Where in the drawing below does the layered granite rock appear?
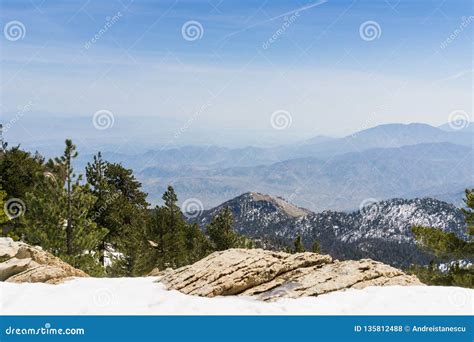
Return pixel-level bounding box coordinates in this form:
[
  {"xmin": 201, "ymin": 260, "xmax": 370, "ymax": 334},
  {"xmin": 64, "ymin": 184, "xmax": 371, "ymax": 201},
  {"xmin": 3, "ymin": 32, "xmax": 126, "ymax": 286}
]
[
  {"xmin": 160, "ymin": 248, "xmax": 423, "ymax": 300},
  {"xmin": 0, "ymin": 238, "xmax": 88, "ymax": 284}
]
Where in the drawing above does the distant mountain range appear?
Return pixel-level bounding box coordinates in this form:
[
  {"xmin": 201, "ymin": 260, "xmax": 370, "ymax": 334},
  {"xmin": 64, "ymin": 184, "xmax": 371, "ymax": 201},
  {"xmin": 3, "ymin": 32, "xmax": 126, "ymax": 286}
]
[
  {"xmin": 73, "ymin": 122, "xmax": 473, "ymax": 211},
  {"xmin": 438, "ymin": 122, "xmax": 474, "ymax": 133},
  {"xmin": 191, "ymin": 192, "xmax": 468, "ymax": 267},
  {"xmin": 270, "ymin": 123, "xmax": 473, "ymax": 160}
]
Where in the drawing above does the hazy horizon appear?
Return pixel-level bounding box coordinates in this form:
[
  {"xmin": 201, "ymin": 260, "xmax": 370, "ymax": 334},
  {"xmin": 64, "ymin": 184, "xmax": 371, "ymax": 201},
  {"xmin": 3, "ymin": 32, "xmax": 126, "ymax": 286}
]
[
  {"xmin": 1, "ymin": 0, "xmax": 472, "ymax": 152},
  {"xmin": 2, "ymin": 116, "xmax": 471, "ymax": 158}
]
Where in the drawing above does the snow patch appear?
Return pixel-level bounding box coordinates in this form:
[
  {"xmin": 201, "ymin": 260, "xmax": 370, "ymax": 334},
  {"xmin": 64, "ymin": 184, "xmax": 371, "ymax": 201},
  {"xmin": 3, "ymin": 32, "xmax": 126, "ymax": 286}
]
[{"xmin": 0, "ymin": 277, "xmax": 472, "ymax": 315}]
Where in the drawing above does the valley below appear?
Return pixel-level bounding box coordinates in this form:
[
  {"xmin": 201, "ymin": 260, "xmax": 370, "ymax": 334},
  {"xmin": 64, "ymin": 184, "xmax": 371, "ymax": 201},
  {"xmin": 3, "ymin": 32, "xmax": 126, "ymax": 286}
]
[{"xmin": 76, "ymin": 123, "xmax": 474, "ymax": 212}]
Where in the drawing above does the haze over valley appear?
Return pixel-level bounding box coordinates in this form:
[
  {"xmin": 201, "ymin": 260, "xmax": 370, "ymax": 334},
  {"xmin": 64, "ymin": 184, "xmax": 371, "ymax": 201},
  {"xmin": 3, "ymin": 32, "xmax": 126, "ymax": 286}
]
[{"xmin": 54, "ymin": 121, "xmax": 474, "ymax": 211}]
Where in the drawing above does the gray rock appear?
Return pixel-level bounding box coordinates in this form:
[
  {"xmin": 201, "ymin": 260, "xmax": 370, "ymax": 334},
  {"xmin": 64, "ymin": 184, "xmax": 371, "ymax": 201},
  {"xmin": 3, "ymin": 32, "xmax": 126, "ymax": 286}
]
[
  {"xmin": 160, "ymin": 249, "xmax": 423, "ymax": 300},
  {"xmin": 0, "ymin": 237, "xmax": 19, "ymax": 260},
  {"xmin": 0, "ymin": 257, "xmax": 38, "ymax": 281}
]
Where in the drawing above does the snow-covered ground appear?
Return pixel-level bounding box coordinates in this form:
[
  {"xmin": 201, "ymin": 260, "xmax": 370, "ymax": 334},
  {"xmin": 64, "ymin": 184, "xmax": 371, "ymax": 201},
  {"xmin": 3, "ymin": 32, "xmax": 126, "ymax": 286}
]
[{"xmin": 0, "ymin": 277, "xmax": 472, "ymax": 315}]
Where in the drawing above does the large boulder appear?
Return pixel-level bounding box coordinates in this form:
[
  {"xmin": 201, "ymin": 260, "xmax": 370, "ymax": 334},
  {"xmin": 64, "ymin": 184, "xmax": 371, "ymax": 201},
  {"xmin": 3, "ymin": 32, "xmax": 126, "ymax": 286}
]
[
  {"xmin": 0, "ymin": 257, "xmax": 38, "ymax": 281},
  {"xmin": 0, "ymin": 238, "xmax": 19, "ymax": 260},
  {"xmin": 14, "ymin": 241, "xmax": 87, "ymax": 278},
  {"xmin": 160, "ymin": 249, "xmax": 422, "ymax": 300},
  {"xmin": 6, "ymin": 265, "xmax": 68, "ymax": 284},
  {"xmin": 161, "ymin": 249, "xmax": 331, "ymax": 297},
  {"xmin": 0, "ymin": 237, "xmax": 88, "ymax": 284}
]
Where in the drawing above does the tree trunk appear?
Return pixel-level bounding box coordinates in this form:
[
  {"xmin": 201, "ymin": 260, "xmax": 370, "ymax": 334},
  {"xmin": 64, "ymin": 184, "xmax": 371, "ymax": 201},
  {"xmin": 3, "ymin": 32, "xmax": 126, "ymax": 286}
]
[
  {"xmin": 99, "ymin": 240, "xmax": 106, "ymax": 267},
  {"xmin": 66, "ymin": 162, "xmax": 73, "ymax": 255}
]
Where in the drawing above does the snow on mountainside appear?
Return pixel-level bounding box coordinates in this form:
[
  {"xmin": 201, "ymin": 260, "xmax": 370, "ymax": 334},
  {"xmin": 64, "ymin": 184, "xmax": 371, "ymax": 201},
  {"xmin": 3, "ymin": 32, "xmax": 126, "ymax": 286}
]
[
  {"xmin": 193, "ymin": 192, "xmax": 310, "ymax": 239},
  {"xmin": 191, "ymin": 194, "xmax": 467, "ymax": 267},
  {"xmin": 348, "ymin": 198, "xmax": 467, "ymax": 243}
]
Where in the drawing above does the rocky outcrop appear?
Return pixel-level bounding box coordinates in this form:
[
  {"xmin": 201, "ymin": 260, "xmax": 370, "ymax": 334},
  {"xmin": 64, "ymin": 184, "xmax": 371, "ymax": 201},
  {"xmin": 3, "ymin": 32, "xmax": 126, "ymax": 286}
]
[
  {"xmin": 160, "ymin": 249, "xmax": 422, "ymax": 300},
  {"xmin": 0, "ymin": 238, "xmax": 88, "ymax": 284},
  {"xmin": 0, "ymin": 238, "xmax": 19, "ymax": 260},
  {"xmin": 0, "ymin": 257, "xmax": 38, "ymax": 281}
]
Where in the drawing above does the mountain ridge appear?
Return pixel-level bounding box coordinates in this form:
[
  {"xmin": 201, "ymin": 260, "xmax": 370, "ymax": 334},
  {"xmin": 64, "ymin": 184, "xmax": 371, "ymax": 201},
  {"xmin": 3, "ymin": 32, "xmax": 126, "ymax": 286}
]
[
  {"xmin": 191, "ymin": 192, "xmax": 468, "ymax": 267},
  {"xmin": 168, "ymin": 142, "xmax": 473, "ymax": 211}
]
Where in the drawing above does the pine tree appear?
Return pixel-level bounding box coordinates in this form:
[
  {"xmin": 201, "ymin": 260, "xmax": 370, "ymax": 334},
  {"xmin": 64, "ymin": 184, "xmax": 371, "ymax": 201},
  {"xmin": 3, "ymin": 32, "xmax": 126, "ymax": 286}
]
[
  {"xmin": 152, "ymin": 206, "xmax": 167, "ymax": 257},
  {"xmin": 0, "ymin": 146, "xmax": 44, "ymax": 199},
  {"xmin": 206, "ymin": 207, "xmax": 238, "ymax": 251},
  {"xmin": 462, "ymin": 189, "xmax": 474, "ymax": 236},
  {"xmin": 0, "ymin": 147, "xmax": 46, "ymax": 238},
  {"xmin": 311, "ymin": 240, "xmax": 321, "ymax": 254},
  {"xmin": 184, "ymin": 223, "xmax": 212, "ymax": 263},
  {"xmin": 55, "ymin": 139, "xmax": 78, "ymax": 255},
  {"xmin": 293, "ymin": 235, "xmax": 305, "ymax": 253},
  {"xmin": 136, "ymin": 187, "xmax": 214, "ymax": 274},
  {"xmin": 411, "ymin": 188, "xmax": 473, "ymax": 288},
  {"xmin": 0, "ymin": 186, "xmax": 9, "ymax": 224},
  {"xmin": 86, "ymin": 156, "xmax": 149, "ymax": 274},
  {"xmin": 412, "ymin": 227, "xmax": 470, "ymax": 259},
  {"xmin": 22, "ymin": 172, "xmax": 107, "ymax": 275},
  {"xmin": 63, "ymin": 183, "xmax": 108, "ymax": 275},
  {"xmin": 134, "ymin": 206, "xmax": 165, "ymax": 274},
  {"xmin": 161, "ymin": 186, "xmax": 186, "ymax": 265},
  {"xmin": 86, "ymin": 152, "xmax": 110, "ymax": 266},
  {"xmin": 162, "ymin": 185, "xmax": 179, "ymax": 234}
]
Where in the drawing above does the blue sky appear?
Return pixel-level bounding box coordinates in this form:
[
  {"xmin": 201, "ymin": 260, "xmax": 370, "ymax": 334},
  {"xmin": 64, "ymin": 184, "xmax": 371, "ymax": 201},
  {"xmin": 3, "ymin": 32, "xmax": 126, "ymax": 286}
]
[{"xmin": 0, "ymin": 0, "xmax": 472, "ymax": 147}]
